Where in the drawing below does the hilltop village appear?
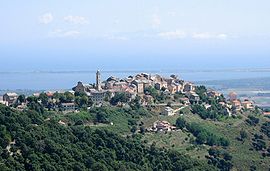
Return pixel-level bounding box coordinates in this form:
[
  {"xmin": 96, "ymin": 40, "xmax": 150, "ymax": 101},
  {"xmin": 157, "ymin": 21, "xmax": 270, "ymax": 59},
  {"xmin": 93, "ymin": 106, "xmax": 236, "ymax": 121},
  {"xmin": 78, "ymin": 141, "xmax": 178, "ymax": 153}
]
[
  {"xmin": 2, "ymin": 71, "xmax": 270, "ymax": 171},
  {"xmin": 0, "ymin": 71, "xmax": 258, "ymax": 124}
]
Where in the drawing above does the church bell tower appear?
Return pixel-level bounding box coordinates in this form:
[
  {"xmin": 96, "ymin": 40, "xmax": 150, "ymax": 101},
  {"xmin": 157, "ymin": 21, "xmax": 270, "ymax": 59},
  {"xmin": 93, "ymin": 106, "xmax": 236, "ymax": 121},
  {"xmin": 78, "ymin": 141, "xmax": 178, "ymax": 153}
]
[{"xmin": 96, "ymin": 70, "xmax": 102, "ymax": 91}]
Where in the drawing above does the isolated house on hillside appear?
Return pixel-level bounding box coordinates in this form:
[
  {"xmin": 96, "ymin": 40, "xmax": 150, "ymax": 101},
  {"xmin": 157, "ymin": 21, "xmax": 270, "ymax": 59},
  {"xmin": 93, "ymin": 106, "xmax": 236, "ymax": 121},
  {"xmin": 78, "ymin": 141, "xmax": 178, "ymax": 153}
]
[
  {"xmin": 152, "ymin": 120, "xmax": 177, "ymax": 132},
  {"xmin": 162, "ymin": 107, "xmax": 175, "ymax": 116}
]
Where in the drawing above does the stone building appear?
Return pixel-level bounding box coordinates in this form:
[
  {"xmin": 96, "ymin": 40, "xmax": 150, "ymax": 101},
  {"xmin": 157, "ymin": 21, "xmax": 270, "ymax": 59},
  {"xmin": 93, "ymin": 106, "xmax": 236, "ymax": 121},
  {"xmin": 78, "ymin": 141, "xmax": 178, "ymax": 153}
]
[
  {"xmin": 72, "ymin": 82, "xmax": 92, "ymax": 95},
  {"xmin": 162, "ymin": 107, "xmax": 175, "ymax": 116},
  {"xmin": 3, "ymin": 93, "xmax": 18, "ymax": 105},
  {"xmin": 132, "ymin": 80, "xmax": 144, "ymax": 94},
  {"xmin": 96, "ymin": 70, "xmax": 102, "ymax": 91},
  {"xmin": 183, "ymin": 82, "xmax": 195, "ymax": 92}
]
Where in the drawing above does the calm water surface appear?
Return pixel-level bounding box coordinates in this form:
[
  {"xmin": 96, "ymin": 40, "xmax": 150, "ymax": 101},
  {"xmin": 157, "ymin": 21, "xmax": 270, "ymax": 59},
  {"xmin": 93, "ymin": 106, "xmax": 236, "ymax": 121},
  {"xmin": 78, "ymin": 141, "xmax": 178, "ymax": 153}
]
[{"xmin": 1, "ymin": 70, "xmax": 270, "ymax": 90}]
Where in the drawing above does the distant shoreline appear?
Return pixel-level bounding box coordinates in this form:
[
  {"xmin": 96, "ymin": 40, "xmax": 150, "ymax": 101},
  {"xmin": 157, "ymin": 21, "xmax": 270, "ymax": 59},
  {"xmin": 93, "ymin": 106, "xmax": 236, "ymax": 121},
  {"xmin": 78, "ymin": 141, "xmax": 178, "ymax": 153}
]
[
  {"xmin": 1, "ymin": 67, "xmax": 270, "ymax": 74},
  {"xmin": 1, "ymin": 70, "xmax": 270, "ymax": 92}
]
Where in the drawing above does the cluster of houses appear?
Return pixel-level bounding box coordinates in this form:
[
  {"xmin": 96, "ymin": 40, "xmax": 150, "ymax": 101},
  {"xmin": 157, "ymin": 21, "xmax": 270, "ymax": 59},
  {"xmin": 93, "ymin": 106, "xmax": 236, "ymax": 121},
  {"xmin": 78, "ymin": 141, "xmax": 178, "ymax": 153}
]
[
  {"xmin": 72, "ymin": 70, "xmax": 199, "ymax": 105},
  {"xmin": 0, "ymin": 91, "xmax": 78, "ymax": 112},
  {"xmin": 227, "ymin": 92, "xmax": 255, "ymax": 111},
  {"xmin": 0, "ymin": 71, "xmax": 257, "ymax": 116}
]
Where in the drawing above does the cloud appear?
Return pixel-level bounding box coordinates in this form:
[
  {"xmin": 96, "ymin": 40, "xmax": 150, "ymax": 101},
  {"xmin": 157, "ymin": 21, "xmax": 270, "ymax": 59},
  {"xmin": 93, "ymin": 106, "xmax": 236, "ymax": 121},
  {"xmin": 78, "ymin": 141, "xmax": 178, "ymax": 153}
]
[
  {"xmin": 103, "ymin": 34, "xmax": 128, "ymax": 41},
  {"xmin": 192, "ymin": 33, "xmax": 228, "ymax": 40},
  {"xmin": 216, "ymin": 34, "xmax": 228, "ymax": 40},
  {"xmin": 157, "ymin": 30, "xmax": 187, "ymax": 40},
  {"xmin": 49, "ymin": 29, "xmax": 80, "ymax": 38},
  {"xmin": 63, "ymin": 15, "xmax": 89, "ymax": 25},
  {"xmin": 39, "ymin": 13, "xmax": 53, "ymax": 24},
  {"xmin": 151, "ymin": 14, "xmax": 161, "ymax": 28}
]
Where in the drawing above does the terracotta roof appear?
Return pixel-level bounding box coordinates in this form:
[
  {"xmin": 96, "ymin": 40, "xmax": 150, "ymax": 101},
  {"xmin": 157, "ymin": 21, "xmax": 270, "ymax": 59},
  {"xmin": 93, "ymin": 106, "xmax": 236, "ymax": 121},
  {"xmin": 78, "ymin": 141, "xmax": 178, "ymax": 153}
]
[{"xmin": 263, "ymin": 112, "xmax": 270, "ymax": 115}]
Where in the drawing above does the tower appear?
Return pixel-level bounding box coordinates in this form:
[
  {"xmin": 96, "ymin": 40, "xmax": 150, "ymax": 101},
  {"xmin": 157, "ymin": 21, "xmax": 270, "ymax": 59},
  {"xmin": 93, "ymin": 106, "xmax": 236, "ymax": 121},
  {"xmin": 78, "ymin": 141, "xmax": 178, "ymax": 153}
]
[{"xmin": 96, "ymin": 70, "xmax": 102, "ymax": 91}]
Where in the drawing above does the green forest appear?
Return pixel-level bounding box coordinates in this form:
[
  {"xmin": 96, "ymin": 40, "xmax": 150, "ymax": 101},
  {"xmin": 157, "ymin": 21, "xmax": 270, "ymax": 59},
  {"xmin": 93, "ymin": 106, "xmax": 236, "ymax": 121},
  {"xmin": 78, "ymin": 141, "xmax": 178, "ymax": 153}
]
[{"xmin": 0, "ymin": 104, "xmax": 216, "ymax": 171}]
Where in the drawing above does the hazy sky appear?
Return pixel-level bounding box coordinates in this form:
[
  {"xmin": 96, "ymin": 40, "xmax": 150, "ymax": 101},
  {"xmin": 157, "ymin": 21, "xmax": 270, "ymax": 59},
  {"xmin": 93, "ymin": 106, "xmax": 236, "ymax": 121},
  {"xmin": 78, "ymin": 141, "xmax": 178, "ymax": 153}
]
[{"xmin": 0, "ymin": 0, "xmax": 270, "ymax": 71}]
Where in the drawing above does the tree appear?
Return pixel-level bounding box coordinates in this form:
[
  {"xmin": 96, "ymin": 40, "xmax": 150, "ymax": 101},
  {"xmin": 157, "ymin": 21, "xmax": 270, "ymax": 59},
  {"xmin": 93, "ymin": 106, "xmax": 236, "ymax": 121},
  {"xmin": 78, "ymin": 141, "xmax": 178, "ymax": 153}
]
[
  {"xmin": 130, "ymin": 95, "xmax": 141, "ymax": 110},
  {"xmin": 75, "ymin": 120, "xmax": 84, "ymax": 126},
  {"xmin": 27, "ymin": 96, "xmax": 38, "ymax": 103},
  {"xmin": 95, "ymin": 112, "xmax": 109, "ymax": 123},
  {"xmin": 176, "ymin": 117, "xmax": 186, "ymax": 129},
  {"xmin": 261, "ymin": 121, "xmax": 270, "ymax": 138},
  {"xmin": 0, "ymin": 103, "xmax": 218, "ymax": 171},
  {"xmin": 27, "ymin": 101, "xmax": 44, "ymax": 114},
  {"xmin": 110, "ymin": 92, "xmax": 128, "ymax": 106},
  {"xmin": 144, "ymin": 86, "xmax": 158, "ymax": 98},
  {"xmin": 39, "ymin": 93, "xmax": 49, "ymax": 106},
  {"xmin": 139, "ymin": 126, "xmax": 146, "ymax": 134},
  {"xmin": 17, "ymin": 95, "xmax": 26, "ymax": 104},
  {"xmin": 131, "ymin": 126, "xmax": 137, "ymax": 134},
  {"xmin": 246, "ymin": 115, "xmax": 259, "ymax": 126},
  {"xmin": 91, "ymin": 162, "xmax": 108, "ymax": 171},
  {"xmin": 240, "ymin": 130, "xmax": 248, "ymax": 140},
  {"xmin": 197, "ymin": 131, "xmax": 208, "ymax": 144},
  {"xmin": 64, "ymin": 92, "xmax": 75, "ymax": 102},
  {"xmin": 75, "ymin": 95, "xmax": 89, "ymax": 108}
]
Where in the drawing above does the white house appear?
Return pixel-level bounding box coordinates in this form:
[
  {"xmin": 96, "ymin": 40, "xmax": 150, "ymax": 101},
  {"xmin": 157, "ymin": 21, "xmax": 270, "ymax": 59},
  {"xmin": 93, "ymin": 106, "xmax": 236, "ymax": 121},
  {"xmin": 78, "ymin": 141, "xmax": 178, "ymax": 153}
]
[{"xmin": 162, "ymin": 107, "xmax": 175, "ymax": 116}]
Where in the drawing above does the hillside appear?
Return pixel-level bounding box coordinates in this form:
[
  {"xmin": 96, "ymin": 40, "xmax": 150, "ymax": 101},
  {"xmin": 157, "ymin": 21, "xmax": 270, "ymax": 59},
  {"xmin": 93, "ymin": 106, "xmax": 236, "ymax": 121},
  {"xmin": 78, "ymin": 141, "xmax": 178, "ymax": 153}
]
[
  {"xmin": 1, "ymin": 75, "xmax": 270, "ymax": 170},
  {"xmin": 141, "ymin": 109, "xmax": 270, "ymax": 171},
  {"xmin": 50, "ymin": 105, "xmax": 270, "ymax": 170},
  {"xmin": 0, "ymin": 104, "xmax": 216, "ymax": 171}
]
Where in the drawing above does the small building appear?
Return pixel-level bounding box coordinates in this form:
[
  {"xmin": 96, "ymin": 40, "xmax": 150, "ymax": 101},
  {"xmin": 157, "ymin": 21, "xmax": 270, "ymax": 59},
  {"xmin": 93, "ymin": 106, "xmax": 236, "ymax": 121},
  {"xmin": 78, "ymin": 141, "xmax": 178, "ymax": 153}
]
[
  {"xmin": 60, "ymin": 103, "xmax": 76, "ymax": 111},
  {"xmin": 3, "ymin": 93, "xmax": 18, "ymax": 105},
  {"xmin": 72, "ymin": 81, "xmax": 93, "ymax": 94},
  {"xmin": 89, "ymin": 90, "xmax": 107, "ymax": 104},
  {"xmin": 186, "ymin": 93, "xmax": 200, "ymax": 102},
  {"xmin": 219, "ymin": 102, "xmax": 226, "ymax": 106},
  {"xmin": 263, "ymin": 112, "xmax": 270, "ymax": 116},
  {"xmin": 0, "ymin": 100, "xmax": 8, "ymax": 106},
  {"xmin": 132, "ymin": 80, "xmax": 144, "ymax": 94},
  {"xmin": 168, "ymin": 84, "xmax": 177, "ymax": 94},
  {"xmin": 179, "ymin": 97, "xmax": 190, "ymax": 105},
  {"xmin": 152, "ymin": 120, "xmax": 177, "ymax": 132},
  {"xmin": 242, "ymin": 100, "xmax": 254, "ymax": 110},
  {"xmin": 231, "ymin": 100, "xmax": 242, "ymax": 111},
  {"xmin": 183, "ymin": 82, "xmax": 195, "ymax": 92},
  {"xmin": 162, "ymin": 107, "xmax": 175, "ymax": 116}
]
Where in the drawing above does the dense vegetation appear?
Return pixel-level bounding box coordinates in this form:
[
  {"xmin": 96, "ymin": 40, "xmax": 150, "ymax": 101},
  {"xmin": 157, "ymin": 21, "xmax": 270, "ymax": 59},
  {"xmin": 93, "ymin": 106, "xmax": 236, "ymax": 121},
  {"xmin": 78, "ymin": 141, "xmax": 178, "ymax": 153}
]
[
  {"xmin": 246, "ymin": 115, "xmax": 260, "ymax": 126},
  {"xmin": 0, "ymin": 104, "xmax": 217, "ymax": 171},
  {"xmin": 206, "ymin": 148, "xmax": 233, "ymax": 171},
  {"xmin": 176, "ymin": 117, "xmax": 230, "ymax": 147}
]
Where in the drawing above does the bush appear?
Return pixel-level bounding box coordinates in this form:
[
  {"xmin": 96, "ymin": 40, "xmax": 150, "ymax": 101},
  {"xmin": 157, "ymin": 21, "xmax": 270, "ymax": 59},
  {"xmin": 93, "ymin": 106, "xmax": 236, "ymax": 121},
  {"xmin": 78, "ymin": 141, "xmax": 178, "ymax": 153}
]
[{"xmin": 246, "ymin": 115, "xmax": 259, "ymax": 126}]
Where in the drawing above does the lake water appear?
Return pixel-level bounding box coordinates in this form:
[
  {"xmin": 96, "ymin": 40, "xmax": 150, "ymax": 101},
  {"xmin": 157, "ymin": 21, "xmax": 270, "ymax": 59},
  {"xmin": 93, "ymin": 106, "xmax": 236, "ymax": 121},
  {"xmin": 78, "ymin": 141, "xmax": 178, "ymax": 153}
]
[{"xmin": 1, "ymin": 69, "xmax": 270, "ymax": 90}]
